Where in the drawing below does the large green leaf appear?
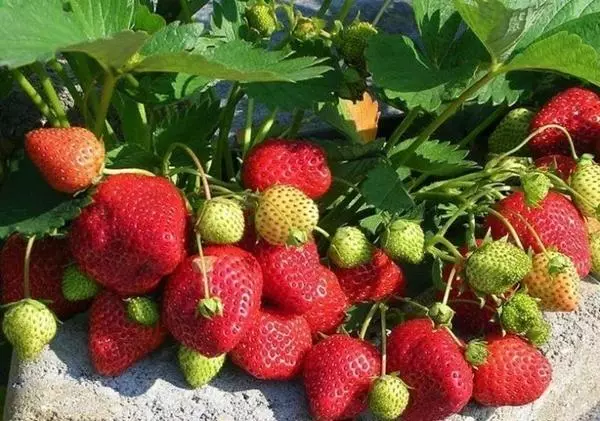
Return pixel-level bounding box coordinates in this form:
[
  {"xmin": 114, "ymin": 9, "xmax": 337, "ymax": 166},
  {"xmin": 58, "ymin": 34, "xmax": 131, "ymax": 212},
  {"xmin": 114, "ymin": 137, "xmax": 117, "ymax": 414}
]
[
  {"xmin": 360, "ymin": 164, "xmax": 415, "ymax": 214},
  {"xmin": 120, "ymin": 72, "xmax": 213, "ymax": 104},
  {"xmin": 0, "ymin": 159, "xmax": 91, "ymax": 238},
  {"xmin": 453, "ymin": 0, "xmax": 546, "ymax": 62},
  {"xmin": 210, "ymin": 0, "xmax": 248, "ymax": 41},
  {"xmin": 0, "ymin": 0, "xmax": 134, "ymax": 68},
  {"xmin": 105, "ymin": 144, "xmax": 161, "ymax": 171},
  {"xmin": 314, "ymin": 101, "xmax": 364, "ymax": 144},
  {"xmin": 138, "ymin": 22, "xmax": 213, "ymax": 55},
  {"xmin": 133, "ymin": 1, "xmax": 166, "ymax": 34}
]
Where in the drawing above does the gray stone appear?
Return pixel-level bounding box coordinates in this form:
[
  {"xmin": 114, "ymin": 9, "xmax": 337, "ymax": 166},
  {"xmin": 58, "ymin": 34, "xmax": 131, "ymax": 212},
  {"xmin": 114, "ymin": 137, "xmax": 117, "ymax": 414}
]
[{"xmin": 5, "ymin": 280, "xmax": 600, "ymax": 421}]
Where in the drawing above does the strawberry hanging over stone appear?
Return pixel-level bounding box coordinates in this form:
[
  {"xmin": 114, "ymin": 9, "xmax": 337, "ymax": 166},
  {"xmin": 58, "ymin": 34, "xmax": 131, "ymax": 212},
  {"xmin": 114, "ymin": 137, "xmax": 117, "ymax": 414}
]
[
  {"xmin": 242, "ymin": 139, "xmax": 332, "ymax": 199},
  {"xmin": 178, "ymin": 346, "xmax": 225, "ymax": 388},
  {"xmin": 25, "ymin": 127, "xmax": 105, "ymax": 194},
  {"xmin": 3, "ymin": 299, "xmax": 57, "ymax": 360},
  {"xmin": 163, "ymin": 249, "xmax": 262, "ymax": 357},
  {"xmin": 368, "ymin": 374, "xmax": 410, "ymax": 421},
  {"xmin": 0, "ymin": 235, "xmax": 89, "ymax": 318},
  {"xmin": 386, "ymin": 318, "xmax": 473, "ymax": 421},
  {"xmin": 254, "ymin": 185, "xmax": 319, "ymax": 245},
  {"xmin": 485, "ymin": 191, "xmax": 591, "ymax": 277},
  {"xmin": 196, "ymin": 198, "xmax": 245, "ymax": 245},
  {"xmin": 570, "ymin": 154, "xmax": 600, "ymax": 218},
  {"xmin": 231, "ymin": 308, "xmax": 312, "ymax": 380},
  {"xmin": 327, "ymin": 226, "xmax": 373, "ymax": 268},
  {"xmin": 70, "ymin": 174, "xmax": 189, "ymax": 296},
  {"xmin": 534, "ymin": 154, "xmax": 577, "ymax": 181},
  {"xmin": 529, "ymin": 87, "xmax": 600, "ymax": 157},
  {"xmin": 303, "ymin": 334, "xmax": 381, "ymax": 420},
  {"xmin": 472, "ymin": 334, "xmax": 552, "ymax": 406},
  {"xmin": 89, "ymin": 291, "xmax": 167, "ymax": 376},
  {"xmin": 334, "ymin": 248, "xmax": 405, "ymax": 304},
  {"xmin": 302, "ymin": 266, "xmax": 349, "ymax": 336}
]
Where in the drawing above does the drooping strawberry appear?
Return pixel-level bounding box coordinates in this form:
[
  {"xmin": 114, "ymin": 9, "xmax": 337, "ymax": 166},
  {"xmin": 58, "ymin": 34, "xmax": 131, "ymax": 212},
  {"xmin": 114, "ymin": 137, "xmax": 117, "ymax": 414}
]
[
  {"xmin": 0, "ymin": 235, "xmax": 88, "ymax": 318},
  {"xmin": 529, "ymin": 87, "xmax": 600, "ymax": 157},
  {"xmin": 387, "ymin": 319, "xmax": 473, "ymax": 421},
  {"xmin": 485, "ymin": 191, "xmax": 591, "ymax": 277},
  {"xmin": 3, "ymin": 299, "xmax": 57, "ymax": 360},
  {"xmin": 534, "ymin": 154, "xmax": 577, "ymax": 181},
  {"xmin": 70, "ymin": 174, "xmax": 188, "ymax": 296},
  {"xmin": 254, "ymin": 240, "xmax": 323, "ymax": 314},
  {"xmin": 472, "ymin": 334, "xmax": 552, "ymax": 406},
  {"xmin": 242, "ymin": 139, "xmax": 332, "ymax": 199},
  {"xmin": 302, "ymin": 266, "xmax": 349, "ymax": 336},
  {"xmin": 570, "ymin": 154, "xmax": 600, "ymax": 218},
  {"xmin": 333, "ymin": 248, "xmax": 405, "ymax": 304},
  {"xmin": 89, "ymin": 291, "xmax": 167, "ymax": 376},
  {"xmin": 231, "ymin": 307, "xmax": 312, "ymax": 380},
  {"xmin": 303, "ymin": 334, "xmax": 381, "ymax": 420},
  {"xmin": 162, "ymin": 252, "xmax": 262, "ymax": 357},
  {"xmin": 25, "ymin": 127, "xmax": 105, "ymax": 194}
]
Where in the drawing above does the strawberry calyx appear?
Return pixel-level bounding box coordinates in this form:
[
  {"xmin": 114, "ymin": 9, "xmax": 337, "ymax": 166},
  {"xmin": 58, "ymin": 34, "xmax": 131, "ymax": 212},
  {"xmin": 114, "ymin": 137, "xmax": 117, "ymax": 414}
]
[
  {"xmin": 126, "ymin": 297, "xmax": 159, "ymax": 326},
  {"xmin": 428, "ymin": 302, "xmax": 455, "ymax": 327},
  {"xmin": 197, "ymin": 297, "xmax": 224, "ymax": 319},
  {"xmin": 465, "ymin": 339, "xmax": 488, "ymax": 367}
]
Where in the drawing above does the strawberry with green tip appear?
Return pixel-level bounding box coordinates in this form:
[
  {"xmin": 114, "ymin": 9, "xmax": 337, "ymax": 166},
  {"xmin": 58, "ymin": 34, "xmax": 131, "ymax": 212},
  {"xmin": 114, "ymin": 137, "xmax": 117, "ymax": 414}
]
[
  {"xmin": 255, "ymin": 185, "xmax": 319, "ymax": 245},
  {"xmin": 197, "ymin": 198, "xmax": 245, "ymax": 245},
  {"xmin": 25, "ymin": 127, "xmax": 105, "ymax": 194},
  {"xmin": 3, "ymin": 299, "xmax": 57, "ymax": 360},
  {"xmin": 466, "ymin": 240, "xmax": 532, "ymax": 295},
  {"xmin": 245, "ymin": 1, "xmax": 277, "ymax": 37},
  {"xmin": 488, "ymin": 108, "xmax": 535, "ymax": 155},
  {"xmin": 327, "ymin": 226, "xmax": 373, "ymax": 268},
  {"xmin": 62, "ymin": 265, "xmax": 100, "ymax": 302},
  {"xmin": 368, "ymin": 374, "xmax": 410, "ymax": 420},
  {"xmin": 178, "ymin": 346, "xmax": 225, "ymax": 388},
  {"xmin": 570, "ymin": 154, "xmax": 600, "ymax": 218},
  {"xmin": 89, "ymin": 291, "xmax": 167, "ymax": 376},
  {"xmin": 381, "ymin": 219, "xmax": 425, "ymax": 264}
]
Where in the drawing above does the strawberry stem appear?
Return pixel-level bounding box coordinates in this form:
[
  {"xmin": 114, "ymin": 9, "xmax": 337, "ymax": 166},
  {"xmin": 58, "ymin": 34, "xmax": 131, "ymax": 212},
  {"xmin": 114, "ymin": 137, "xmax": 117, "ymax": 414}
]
[
  {"xmin": 94, "ymin": 71, "xmax": 117, "ymax": 137},
  {"xmin": 485, "ymin": 208, "xmax": 525, "ymax": 250},
  {"xmin": 379, "ymin": 303, "xmax": 388, "ymax": 376},
  {"xmin": 442, "ymin": 264, "xmax": 457, "ymax": 306},
  {"xmin": 23, "ymin": 236, "xmax": 36, "ymax": 299},
  {"xmin": 373, "ymin": 0, "xmax": 392, "ymax": 25},
  {"xmin": 195, "ymin": 234, "xmax": 211, "ymax": 301},
  {"xmin": 544, "ymin": 171, "xmax": 599, "ymax": 212},
  {"xmin": 313, "ymin": 226, "xmax": 331, "ymax": 240},
  {"xmin": 498, "ymin": 124, "xmax": 577, "ymax": 161},
  {"xmin": 510, "ymin": 212, "xmax": 547, "ymax": 254},
  {"xmin": 103, "ymin": 168, "xmax": 156, "ymax": 177},
  {"xmin": 32, "ymin": 62, "xmax": 70, "ymax": 128},
  {"xmin": 359, "ymin": 302, "xmax": 380, "ymax": 340},
  {"xmin": 163, "ymin": 142, "xmax": 211, "ymax": 200},
  {"xmin": 11, "ymin": 69, "xmax": 59, "ymax": 127},
  {"xmin": 242, "ymin": 98, "xmax": 255, "ymax": 158},
  {"xmin": 252, "ymin": 107, "xmax": 278, "ymax": 146},
  {"xmin": 385, "ymin": 108, "xmax": 420, "ymax": 153}
]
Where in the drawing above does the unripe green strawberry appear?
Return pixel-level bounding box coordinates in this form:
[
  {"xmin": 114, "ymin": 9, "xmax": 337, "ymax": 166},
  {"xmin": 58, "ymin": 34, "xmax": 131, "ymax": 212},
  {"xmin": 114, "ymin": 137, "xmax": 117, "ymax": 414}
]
[
  {"xmin": 126, "ymin": 297, "xmax": 159, "ymax": 326},
  {"xmin": 339, "ymin": 21, "xmax": 378, "ymax": 67},
  {"xmin": 293, "ymin": 16, "xmax": 320, "ymax": 41},
  {"xmin": 500, "ymin": 292, "xmax": 542, "ymax": 334},
  {"xmin": 466, "ymin": 240, "xmax": 532, "ymax": 295},
  {"xmin": 590, "ymin": 232, "xmax": 600, "ymax": 274},
  {"xmin": 62, "ymin": 265, "xmax": 100, "ymax": 301},
  {"xmin": 178, "ymin": 345, "xmax": 225, "ymax": 388},
  {"xmin": 255, "ymin": 185, "xmax": 319, "ymax": 245},
  {"xmin": 488, "ymin": 108, "xmax": 535, "ymax": 155},
  {"xmin": 328, "ymin": 226, "xmax": 373, "ymax": 268},
  {"xmin": 246, "ymin": 2, "xmax": 277, "ymax": 37},
  {"xmin": 428, "ymin": 302, "xmax": 455, "ymax": 326},
  {"xmin": 197, "ymin": 198, "xmax": 245, "ymax": 245},
  {"xmin": 3, "ymin": 299, "xmax": 57, "ymax": 360},
  {"xmin": 381, "ymin": 219, "xmax": 424, "ymax": 264},
  {"xmin": 526, "ymin": 318, "xmax": 551, "ymax": 347},
  {"xmin": 465, "ymin": 339, "xmax": 488, "ymax": 367},
  {"xmin": 368, "ymin": 375, "xmax": 409, "ymax": 420},
  {"xmin": 571, "ymin": 155, "xmax": 600, "ymax": 218},
  {"xmin": 521, "ymin": 172, "xmax": 551, "ymax": 206}
]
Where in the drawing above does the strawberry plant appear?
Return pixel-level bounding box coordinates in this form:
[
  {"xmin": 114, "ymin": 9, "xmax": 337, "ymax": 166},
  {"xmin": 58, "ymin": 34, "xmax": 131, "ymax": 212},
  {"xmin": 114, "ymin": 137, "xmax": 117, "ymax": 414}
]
[{"xmin": 2, "ymin": 0, "xmax": 600, "ymax": 419}]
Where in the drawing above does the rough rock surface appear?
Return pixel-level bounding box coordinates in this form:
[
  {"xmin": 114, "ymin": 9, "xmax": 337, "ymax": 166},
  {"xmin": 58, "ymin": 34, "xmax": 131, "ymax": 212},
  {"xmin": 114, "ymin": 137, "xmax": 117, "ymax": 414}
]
[{"xmin": 5, "ymin": 280, "xmax": 600, "ymax": 421}]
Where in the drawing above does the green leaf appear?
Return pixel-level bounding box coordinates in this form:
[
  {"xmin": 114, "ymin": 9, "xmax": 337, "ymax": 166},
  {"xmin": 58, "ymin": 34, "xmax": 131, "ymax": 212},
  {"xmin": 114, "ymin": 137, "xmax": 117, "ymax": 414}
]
[
  {"xmin": 314, "ymin": 101, "xmax": 363, "ymax": 143},
  {"xmin": 0, "ymin": 0, "xmax": 134, "ymax": 68},
  {"xmin": 133, "ymin": 2, "xmax": 166, "ymax": 34},
  {"xmin": 0, "ymin": 159, "xmax": 91, "ymax": 239},
  {"xmin": 360, "ymin": 164, "xmax": 414, "ymax": 214},
  {"xmin": 366, "ymin": 34, "xmax": 474, "ymax": 112},
  {"xmin": 359, "ymin": 213, "xmax": 386, "ymax": 236},
  {"xmin": 105, "ymin": 144, "xmax": 161, "ymax": 171},
  {"xmin": 120, "ymin": 72, "xmax": 213, "ymax": 104},
  {"xmin": 138, "ymin": 22, "xmax": 212, "ymax": 56},
  {"xmin": 390, "ymin": 138, "xmax": 478, "ymax": 176},
  {"xmin": 317, "ymin": 138, "xmax": 386, "ymax": 162},
  {"xmin": 134, "ymin": 40, "xmax": 330, "ymax": 83},
  {"xmin": 110, "ymin": 91, "xmax": 152, "ymax": 149},
  {"xmin": 453, "ymin": 0, "xmax": 546, "ymax": 62},
  {"xmin": 210, "ymin": 0, "xmax": 248, "ymax": 41}
]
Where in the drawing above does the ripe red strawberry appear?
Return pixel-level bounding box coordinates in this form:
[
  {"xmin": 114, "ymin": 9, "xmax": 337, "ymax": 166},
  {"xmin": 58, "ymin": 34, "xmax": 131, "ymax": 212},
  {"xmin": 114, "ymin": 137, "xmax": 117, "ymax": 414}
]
[
  {"xmin": 0, "ymin": 235, "xmax": 88, "ymax": 319},
  {"xmin": 333, "ymin": 248, "xmax": 405, "ymax": 304},
  {"xmin": 302, "ymin": 266, "xmax": 349, "ymax": 336},
  {"xmin": 89, "ymin": 291, "xmax": 167, "ymax": 376},
  {"xmin": 529, "ymin": 87, "xmax": 600, "ymax": 157},
  {"xmin": 254, "ymin": 240, "xmax": 324, "ymax": 314},
  {"xmin": 534, "ymin": 154, "xmax": 577, "ymax": 181},
  {"xmin": 25, "ymin": 127, "xmax": 105, "ymax": 194},
  {"xmin": 387, "ymin": 319, "xmax": 473, "ymax": 421},
  {"xmin": 231, "ymin": 307, "xmax": 312, "ymax": 380},
  {"xmin": 70, "ymin": 174, "xmax": 188, "ymax": 296},
  {"xmin": 303, "ymin": 334, "xmax": 381, "ymax": 420},
  {"xmin": 485, "ymin": 191, "xmax": 591, "ymax": 277},
  {"xmin": 242, "ymin": 139, "xmax": 332, "ymax": 199},
  {"xmin": 473, "ymin": 333, "xmax": 552, "ymax": 406},
  {"xmin": 163, "ymin": 252, "xmax": 262, "ymax": 357}
]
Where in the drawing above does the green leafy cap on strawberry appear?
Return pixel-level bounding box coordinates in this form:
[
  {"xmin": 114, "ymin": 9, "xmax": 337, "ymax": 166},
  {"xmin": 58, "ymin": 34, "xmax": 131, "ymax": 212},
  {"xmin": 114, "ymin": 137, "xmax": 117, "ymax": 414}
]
[
  {"xmin": 328, "ymin": 226, "xmax": 373, "ymax": 268},
  {"xmin": 178, "ymin": 345, "xmax": 226, "ymax": 388},
  {"xmin": 292, "ymin": 15, "xmax": 324, "ymax": 41},
  {"xmin": 465, "ymin": 339, "xmax": 488, "ymax": 367},
  {"xmin": 521, "ymin": 172, "xmax": 551, "ymax": 207},
  {"xmin": 500, "ymin": 292, "xmax": 542, "ymax": 334},
  {"xmin": 381, "ymin": 219, "xmax": 425, "ymax": 265},
  {"xmin": 126, "ymin": 297, "xmax": 159, "ymax": 326},
  {"xmin": 197, "ymin": 198, "xmax": 245, "ymax": 245},
  {"xmin": 368, "ymin": 374, "xmax": 410, "ymax": 420},
  {"xmin": 526, "ymin": 318, "xmax": 551, "ymax": 347},
  {"xmin": 62, "ymin": 265, "xmax": 101, "ymax": 301},
  {"xmin": 428, "ymin": 302, "xmax": 455, "ymax": 327}
]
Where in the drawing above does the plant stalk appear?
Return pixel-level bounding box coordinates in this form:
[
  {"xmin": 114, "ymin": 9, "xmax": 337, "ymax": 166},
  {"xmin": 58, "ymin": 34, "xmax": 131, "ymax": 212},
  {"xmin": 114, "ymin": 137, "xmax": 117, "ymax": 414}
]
[
  {"xmin": 94, "ymin": 72, "xmax": 117, "ymax": 137},
  {"xmin": 33, "ymin": 62, "xmax": 70, "ymax": 128},
  {"xmin": 242, "ymin": 98, "xmax": 255, "ymax": 157},
  {"xmin": 23, "ymin": 236, "xmax": 36, "ymax": 299},
  {"xmin": 11, "ymin": 69, "xmax": 59, "ymax": 126},
  {"xmin": 48, "ymin": 59, "xmax": 84, "ymax": 114},
  {"xmin": 253, "ymin": 107, "xmax": 278, "ymax": 145},
  {"xmin": 379, "ymin": 304, "xmax": 388, "ymax": 376},
  {"xmin": 385, "ymin": 108, "xmax": 419, "ymax": 153},
  {"xmin": 163, "ymin": 142, "xmax": 211, "ymax": 200},
  {"xmin": 335, "ymin": 0, "xmax": 355, "ymax": 22},
  {"xmin": 457, "ymin": 103, "xmax": 507, "ymax": 149},
  {"xmin": 373, "ymin": 0, "xmax": 392, "ymax": 25},
  {"xmin": 359, "ymin": 302, "xmax": 380, "ymax": 340}
]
